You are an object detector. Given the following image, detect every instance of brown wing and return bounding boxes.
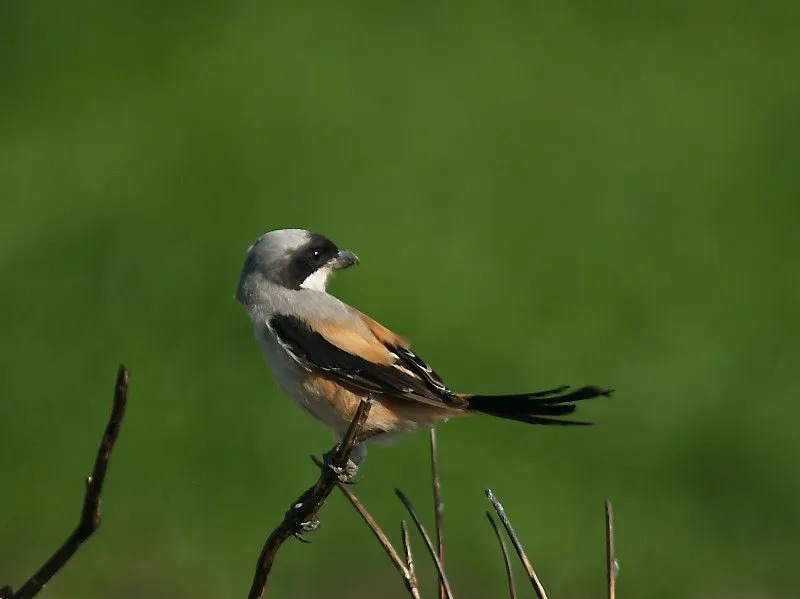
[268,313,467,409]
[355,310,411,349]
[313,319,396,365]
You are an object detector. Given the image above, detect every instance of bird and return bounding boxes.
[236,228,611,468]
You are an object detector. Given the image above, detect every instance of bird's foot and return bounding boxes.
[293,518,320,542]
[329,458,360,483]
[322,448,360,483]
[287,501,321,542]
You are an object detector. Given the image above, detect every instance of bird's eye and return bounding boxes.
[311,250,321,259]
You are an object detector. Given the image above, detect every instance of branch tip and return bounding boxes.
[7,365,131,599]
[487,511,517,599]
[395,488,455,599]
[485,488,548,599]
[605,498,618,599]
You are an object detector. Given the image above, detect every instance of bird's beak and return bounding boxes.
[331,249,359,270]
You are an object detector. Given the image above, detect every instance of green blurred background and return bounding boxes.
[2,2,798,597]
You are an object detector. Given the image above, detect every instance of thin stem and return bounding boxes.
[485,488,548,599]
[317,457,421,599]
[248,398,372,599]
[605,499,618,599]
[486,512,517,599]
[429,428,446,599]
[395,488,455,599]
[8,365,131,599]
[401,520,416,584]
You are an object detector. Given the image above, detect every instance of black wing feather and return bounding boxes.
[269,314,464,407]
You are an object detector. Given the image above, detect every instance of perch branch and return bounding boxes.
[314,457,421,599]
[485,488,548,599]
[429,428,446,599]
[248,398,372,599]
[395,489,455,599]
[486,512,517,599]
[605,499,618,599]
[2,365,130,599]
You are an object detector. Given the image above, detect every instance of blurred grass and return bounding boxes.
[1,1,799,597]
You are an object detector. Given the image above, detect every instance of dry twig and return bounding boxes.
[395,488,455,599]
[401,520,417,588]
[486,512,517,599]
[605,499,618,599]
[485,488,548,599]
[248,398,372,599]
[1,365,131,599]
[318,457,421,599]
[429,428,446,599]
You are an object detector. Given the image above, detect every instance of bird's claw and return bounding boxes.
[293,531,312,543]
[328,459,359,483]
[298,518,320,533]
[321,447,361,483]
[287,499,322,542]
[293,518,320,542]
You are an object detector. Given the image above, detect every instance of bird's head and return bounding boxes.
[237,229,358,299]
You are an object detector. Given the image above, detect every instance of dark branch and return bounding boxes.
[430,428,446,599]
[315,456,421,599]
[248,398,373,599]
[395,488,455,599]
[485,488,548,599]
[4,365,131,599]
[605,499,618,599]
[486,512,517,599]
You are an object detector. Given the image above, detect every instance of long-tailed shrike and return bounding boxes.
[236,229,610,460]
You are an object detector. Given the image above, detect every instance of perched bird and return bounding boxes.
[236,229,610,459]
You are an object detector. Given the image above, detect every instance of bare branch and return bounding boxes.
[248,398,372,599]
[486,512,517,599]
[316,457,422,599]
[429,428,446,599]
[485,488,548,599]
[5,365,131,599]
[395,489,455,599]
[605,499,618,599]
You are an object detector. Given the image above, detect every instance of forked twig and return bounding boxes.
[430,428,446,599]
[248,399,372,599]
[1,365,131,599]
[486,512,517,599]
[485,488,548,599]
[605,499,618,599]
[316,457,421,599]
[395,488,455,599]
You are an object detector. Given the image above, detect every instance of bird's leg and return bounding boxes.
[321,416,381,483]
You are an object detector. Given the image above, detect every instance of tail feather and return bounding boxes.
[466,385,612,426]
[525,385,570,398]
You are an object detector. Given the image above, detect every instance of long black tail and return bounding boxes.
[466,385,612,426]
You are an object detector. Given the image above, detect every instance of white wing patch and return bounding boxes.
[396,347,449,392]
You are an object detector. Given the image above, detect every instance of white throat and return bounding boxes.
[300,266,332,291]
